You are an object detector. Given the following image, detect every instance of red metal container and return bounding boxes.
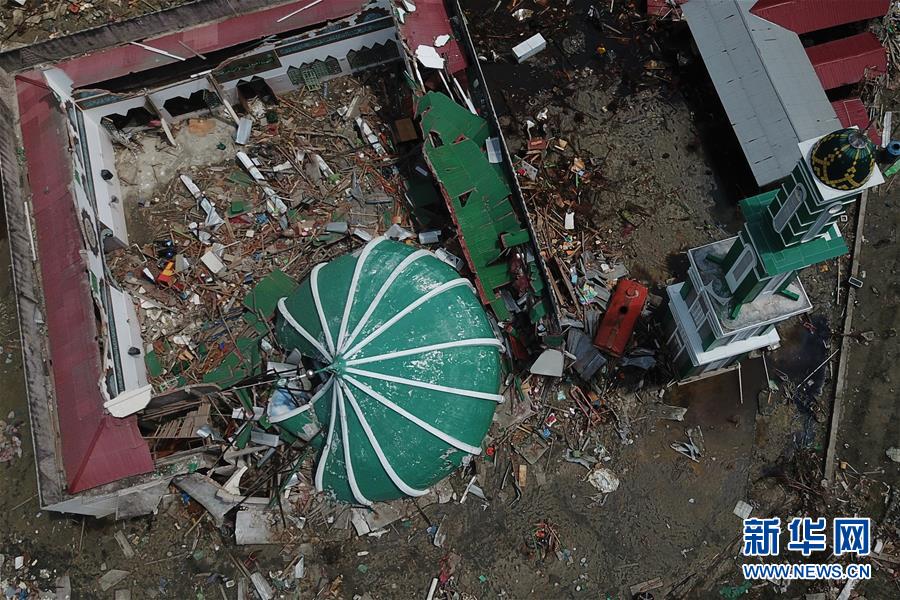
[593,279,648,357]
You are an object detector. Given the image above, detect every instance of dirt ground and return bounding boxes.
[836,177,900,482]
[0,3,896,600]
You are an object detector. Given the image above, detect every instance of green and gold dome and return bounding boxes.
[809,128,876,191]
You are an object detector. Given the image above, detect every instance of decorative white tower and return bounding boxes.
[663,128,884,380]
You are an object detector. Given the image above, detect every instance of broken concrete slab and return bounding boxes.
[113,530,135,559]
[174,473,241,527]
[530,348,564,377]
[235,509,286,545]
[656,404,688,421]
[99,570,130,592]
[250,572,274,600]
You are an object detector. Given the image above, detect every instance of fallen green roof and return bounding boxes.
[417,92,536,320]
[417,91,490,146]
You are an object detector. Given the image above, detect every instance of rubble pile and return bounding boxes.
[108,73,445,393]
[514,131,633,322]
[0,550,66,599]
[0,411,22,464]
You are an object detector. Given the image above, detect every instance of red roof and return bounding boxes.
[593,279,648,357]
[831,98,882,146]
[16,75,154,493]
[806,32,887,90]
[398,0,467,75]
[58,0,367,88]
[749,0,889,34]
[647,0,686,17]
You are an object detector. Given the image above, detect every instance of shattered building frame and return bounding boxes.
[0,0,554,516]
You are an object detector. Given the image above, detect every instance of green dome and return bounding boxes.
[809,128,876,191]
[273,238,502,504]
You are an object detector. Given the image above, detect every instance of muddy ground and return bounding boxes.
[0,2,896,599]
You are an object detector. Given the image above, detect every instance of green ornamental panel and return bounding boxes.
[273,238,502,504]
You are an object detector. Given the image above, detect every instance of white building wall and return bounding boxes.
[108,286,149,391]
[82,112,129,245]
[667,282,780,369]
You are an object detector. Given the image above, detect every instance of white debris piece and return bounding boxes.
[887,447,900,463]
[236,152,287,215]
[434,34,450,47]
[235,117,253,145]
[587,466,620,493]
[104,385,153,418]
[250,572,274,600]
[384,223,413,241]
[733,500,753,520]
[415,45,445,69]
[180,174,224,228]
[512,33,547,63]
[355,117,386,155]
[434,248,464,271]
[312,153,334,178]
[200,251,226,275]
[293,556,305,580]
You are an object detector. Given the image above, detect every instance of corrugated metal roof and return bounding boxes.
[831,98,882,145]
[806,32,887,90]
[683,0,840,186]
[16,75,155,493]
[749,0,889,34]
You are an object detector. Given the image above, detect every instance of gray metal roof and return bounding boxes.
[683,0,841,186]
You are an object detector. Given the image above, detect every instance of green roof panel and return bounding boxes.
[742,191,848,275]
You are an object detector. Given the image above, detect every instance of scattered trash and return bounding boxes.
[586,466,619,493]
[671,427,705,463]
